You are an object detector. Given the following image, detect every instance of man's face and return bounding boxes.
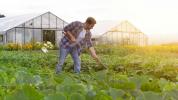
[85,23,95,30]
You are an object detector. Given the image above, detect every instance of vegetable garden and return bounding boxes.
[0,45,178,100]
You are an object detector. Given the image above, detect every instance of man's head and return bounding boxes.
[84,17,96,30]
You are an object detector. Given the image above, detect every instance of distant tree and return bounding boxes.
[0,14,5,18]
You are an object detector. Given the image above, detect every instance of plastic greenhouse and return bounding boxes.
[92,20,148,46]
[0,12,68,45]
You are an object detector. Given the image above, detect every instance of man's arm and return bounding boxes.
[89,47,107,69]
[63,21,83,43]
[85,32,98,61]
[89,47,100,64]
[64,31,76,43]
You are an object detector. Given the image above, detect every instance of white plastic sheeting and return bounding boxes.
[0,13,42,32]
[92,20,148,46]
[0,12,68,45]
[91,20,121,37]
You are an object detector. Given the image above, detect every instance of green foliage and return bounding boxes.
[0,45,178,99]
[141,80,161,92]
[163,90,178,100]
[44,93,67,100]
[0,45,4,50]
[69,93,86,100]
[4,85,43,100]
[108,88,125,100]
[136,91,163,100]
[94,91,112,100]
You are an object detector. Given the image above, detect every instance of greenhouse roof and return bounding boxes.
[0,11,68,33]
[0,12,44,32]
[92,20,144,37]
[92,20,120,36]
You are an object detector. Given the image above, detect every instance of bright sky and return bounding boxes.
[1,0,178,44]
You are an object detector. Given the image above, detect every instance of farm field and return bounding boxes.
[0,45,178,100]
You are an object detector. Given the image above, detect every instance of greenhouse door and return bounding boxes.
[43,30,55,45]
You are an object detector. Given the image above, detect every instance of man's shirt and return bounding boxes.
[60,21,93,54]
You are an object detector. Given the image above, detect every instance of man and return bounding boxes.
[56,17,102,74]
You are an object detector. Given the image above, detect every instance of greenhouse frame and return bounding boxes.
[92,20,148,46]
[0,12,68,45]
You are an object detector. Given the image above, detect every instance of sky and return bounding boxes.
[0,0,178,44]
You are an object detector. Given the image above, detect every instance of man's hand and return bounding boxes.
[89,47,97,59]
[70,36,76,43]
[89,47,107,69]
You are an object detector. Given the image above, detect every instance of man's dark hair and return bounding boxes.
[86,17,96,24]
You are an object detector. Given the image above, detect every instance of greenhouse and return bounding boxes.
[0,12,68,45]
[92,20,148,46]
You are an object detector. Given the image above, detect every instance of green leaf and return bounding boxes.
[0,70,8,85]
[4,85,43,100]
[163,90,178,100]
[15,71,33,85]
[110,80,136,90]
[56,84,86,95]
[109,88,125,100]
[94,70,108,81]
[136,91,163,100]
[44,93,67,100]
[86,90,96,100]
[33,75,42,86]
[141,81,161,92]
[163,83,177,92]
[94,94,112,100]
[129,75,149,89]
[69,93,85,100]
